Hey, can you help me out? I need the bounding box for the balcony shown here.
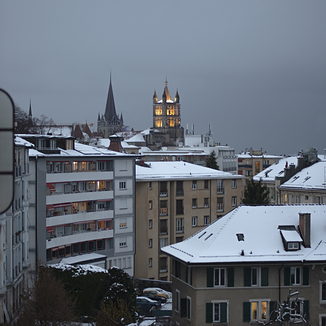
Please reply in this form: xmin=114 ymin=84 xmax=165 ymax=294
xmin=160 ymin=227 xmax=168 ymax=235
xmin=160 ymin=191 xmax=168 ymax=197
xmin=160 ymin=208 xmax=168 ymax=216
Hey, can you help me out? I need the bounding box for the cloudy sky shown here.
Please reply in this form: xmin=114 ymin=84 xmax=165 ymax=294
xmin=1 ymin=1 xmax=326 ymax=155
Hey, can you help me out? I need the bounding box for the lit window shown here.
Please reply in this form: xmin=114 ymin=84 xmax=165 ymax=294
xmin=251 ymin=300 xmax=268 ymax=321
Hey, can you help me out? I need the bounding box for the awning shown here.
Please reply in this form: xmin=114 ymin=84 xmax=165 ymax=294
xmin=46 ymin=226 xmax=54 ymax=233
xmin=46 ymin=205 xmax=54 ymax=211
xmin=46 ymin=183 xmax=56 ymax=192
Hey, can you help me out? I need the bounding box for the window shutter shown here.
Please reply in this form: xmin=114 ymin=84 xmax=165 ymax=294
xmin=303 ymin=300 xmax=309 ymax=320
xmin=303 ymin=266 xmax=309 ymax=285
xmin=244 ymin=267 xmax=251 ymax=287
xmin=220 ymin=302 xmax=227 ymax=323
xmin=269 ymin=301 xmax=278 ymax=320
xmin=228 ymin=267 xmax=234 ymax=287
xmin=284 ymin=267 xmax=290 ymax=286
xmin=206 ymin=303 xmax=213 ymax=323
xmin=243 ymin=302 xmax=250 ymax=322
xmin=207 ymin=268 xmax=214 ymax=287
xmin=261 ymin=267 xmax=269 ymax=286
xmin=180 ymin=298 xmax=187 ymax=318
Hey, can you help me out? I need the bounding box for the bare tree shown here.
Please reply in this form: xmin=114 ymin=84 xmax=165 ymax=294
xmin=16 ymin=266 xmax=79 ymax=326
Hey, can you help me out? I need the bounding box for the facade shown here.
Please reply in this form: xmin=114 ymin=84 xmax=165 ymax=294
xmin=238 ymin=148 xmax=282 ymax=178
xmin=19 ymin=134 xmax=136 ymax=276
xmin=97 ymin=74 xmax=124 ymax=138
xmin=135 ymin=161 xmax=245 ymax=281
xmin=0 ymin=137 xmax=32 ymax=323
xmin=152 ymin=80 xmax=184 ymax=147
xmin=162 ymin=205 xmax=326 ymax=325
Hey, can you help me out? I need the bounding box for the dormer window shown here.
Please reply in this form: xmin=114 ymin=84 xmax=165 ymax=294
xmin=287 ymin=242 xmax=299 ymax=250
xmin=279 ymin=226 xmax=302 ymax=252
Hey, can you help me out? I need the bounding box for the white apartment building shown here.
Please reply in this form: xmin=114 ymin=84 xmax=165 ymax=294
xmin=0 ymin=136 xmax=33 ymax=323
xmin=19 ymin=134 xmax=136 ymax=276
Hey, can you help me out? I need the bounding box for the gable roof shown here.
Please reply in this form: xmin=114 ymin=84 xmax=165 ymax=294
xmin=279 ymin=160 xmax=326 ymax=190
xmin=162 ymin=204 xmax=326 ymax=265
xmin=136 ymin=161 xmax=243 ymax=182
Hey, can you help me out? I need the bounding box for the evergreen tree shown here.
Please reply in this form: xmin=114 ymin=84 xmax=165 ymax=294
xmin=242 ymin=178 xmax=270 ymax=205
xmin=205 ymin=151 xmax=219 ymax=170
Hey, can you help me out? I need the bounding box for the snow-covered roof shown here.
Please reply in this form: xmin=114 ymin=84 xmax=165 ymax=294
xmin=126 ymin=133 xmax=146 ymax=144
xmin=238 ymin=152 xmax=283 ymax=159
xmin=279 ymin=161 xmax=326 ymax=190
xmin=253 ymin=156 xmax=299 ymax=182
xmin=14 ymin=136 xmax=34 ymax=148
xmin=136 ymin=161 xmax=243 ymax=181
xmin=162 ymin=204 xmax=326 ymax=264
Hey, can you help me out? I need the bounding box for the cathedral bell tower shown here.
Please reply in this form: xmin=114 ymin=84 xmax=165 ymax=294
xmin=152 ymin=80 xmax=184 ymax=146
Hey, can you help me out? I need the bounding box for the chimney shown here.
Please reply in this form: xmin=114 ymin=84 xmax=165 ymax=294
xmin=108 ymin=135 xmax=124 ymax=153
xmin=299 ymin=213 xmax=311 ymax=248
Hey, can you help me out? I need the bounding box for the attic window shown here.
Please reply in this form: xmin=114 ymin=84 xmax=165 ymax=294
xmin=198 ymin=231 xmax=206 ymax=239
xmin=204 ymin=233 xmax=213 ymax=241
xmin=291 ymin=176 xmax=300 ymax=182
xmin=303 ymin=176 xmax=311 ymax=183
xmin=279 ymin=228 xmax=302 ymax=252
xmin=236 ymin=233 xmax=244 ymax=241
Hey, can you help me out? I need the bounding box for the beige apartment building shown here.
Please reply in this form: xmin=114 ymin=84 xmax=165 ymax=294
xmin=135 ymin=161 xmax=245 ymax=281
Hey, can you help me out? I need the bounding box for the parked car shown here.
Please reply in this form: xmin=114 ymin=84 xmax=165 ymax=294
xmin=136 ymin=296 xmax=161 ymax=311
xmin=141 ymin=291 xmax=167 ymax=303
xmin=143 ymin=287 xmax=169 ymax=300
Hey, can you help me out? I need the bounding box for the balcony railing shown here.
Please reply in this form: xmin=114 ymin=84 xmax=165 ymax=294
xmin=160 ymin=227 xmax=168 ymax=235
xmin=160 ymin=191 xmax=168 ymax=197
xmin=160 ymin=208 xmax=168 ymax=216
xmin=217 ymin=187 xmax=224 ymax=194
xmin=176 ymin=226 xmax=184 ymax=234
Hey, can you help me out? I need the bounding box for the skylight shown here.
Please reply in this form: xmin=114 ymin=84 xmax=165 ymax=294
xmin=236 ymin=233 xmax=244 ymax=241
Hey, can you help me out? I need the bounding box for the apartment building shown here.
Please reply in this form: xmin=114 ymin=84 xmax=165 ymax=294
xmin=135 ymin=161 xmax=245 ymax=281
xmin=0 ymin=136 xmax=33 ymax=323
xmin=162 ymin=205 xmax=326 ymax=325
xmin=19 ymin=134 xmax=136 ymax=276
xmin=238 ymin=148 xmax=282 ymax=178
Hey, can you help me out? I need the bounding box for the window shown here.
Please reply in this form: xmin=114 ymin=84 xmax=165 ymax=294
xmin=119 ymin=238 xmax=127 ymax=248
xmin=214 ymin=302 xmax=228 ymax=322
xmin=288 ymin=242 xmax=299 ymax=250
xmin=149 ymin=258 xmax=152 ymax=267
xmin=176 ymin=199 xmax=184 ymax=215
xmin=119 ymin=181 xmax=126 ymax=190
xmin=232 ymin=179 xmax=237 ymax=188
xmin=176 ymin=218 xmax=184 ymax=233
xmin=320 ymin=281 xmax=326 ymax=304
xmin=204 ymin=180 xmax=209 ymax=189
xmin=232 ymin=196 xmax=237 ymax=207
xmin=187 ymin=296 xmax=191 ymax=320
xmin=250 ymin=300 xmax=268 ymax=321
xmin=320 ymin=315 xmax=326 ymax=326
xmin=149 ymin=200 xmax=152 ymax=210
xmin=217 ymin=197 xmax=224 ymax=212
xmin=119 ymin=198 xmax=127 ymax=210
xmin=160 ymin=200 xmax=168 ymax=215
xmin=214 ymin=268 xmax=226 ymax=286
xmin=149 ymin=239 xmax=152 ymax=248
xmin=160 ymin=181 xmax=168 ymax=196
xmin=176 ymin=181 xmax=184 ymax=196
xmin=264 ymin=160 xmax=269 ymax=166
xmin=149 ymin=182 xmax=152 ymax=190
xmin=160 ymin=219 xmax=168 ymax=235
xmin=204 ymin=216 xmax=210 ymax=225
xmin=149 ymin=219 xmax=153 ymax=229
xmin=192 ymin=180 xmax=197 ymax=190
xmin=64 ymin=184 xmax=71 ymax=194
xmin=160 ymin=237 xmax=168 ymax=249
xmin=160 ymin=257 xmax=167 ymax=272
xmin=192 ymin=216 xmax=198 ymax=227
xmin=245 ymin=170 xmax=251 ymax=177
xmin=175 ymin=290 xmax=180 ymax=313
xmin=291 ymin=267 xmax=301 ymax=285
xmin=119 ymin=219 xmax=127 ymax=229
xmin=192 ymin=198 xmax=197 ymax=208
xmin=217 ymin=180 xmax=224 ymax=193
xmin=119 ymin=161 xmax=127 ymax=171
xmin=204 ymin=198 xmax=209 ymax=208
xmin=244 ymin=267 xmax=269 ymax=287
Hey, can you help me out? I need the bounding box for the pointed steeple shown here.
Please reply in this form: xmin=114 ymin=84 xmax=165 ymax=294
xmin=29 ymin=99 xmax=32 ymax=118
xmin=104 ymin=71 xmax=118 ymax=122
xmin=162 ymin=78 xmax=171 ymax=102
xmin=120 ymin=112 xmax=124 ymax=125
xmin=153 ymin=89 xmax=158 ymax=103
xmin=175 ymin=89 xmax=179 ymax=103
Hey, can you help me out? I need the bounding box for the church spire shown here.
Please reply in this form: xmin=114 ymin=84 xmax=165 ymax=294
xmin=29 ymin=99 xmax=32 ymax=118
xmin=104 ymin=71 xmax=118 ymax=122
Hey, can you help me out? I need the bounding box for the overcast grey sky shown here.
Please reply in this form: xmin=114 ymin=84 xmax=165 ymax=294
xmin=1 ymin=1 xmax=326 ymax=155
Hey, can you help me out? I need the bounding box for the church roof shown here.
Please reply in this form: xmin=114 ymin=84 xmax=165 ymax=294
xmin=104 ymin=73 xmax=118 ymax=122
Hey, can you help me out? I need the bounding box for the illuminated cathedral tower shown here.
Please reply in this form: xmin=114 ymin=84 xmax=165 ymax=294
xmin=97 ymin=73 xmax=124 ymax=138
xmin=152 ymin=80 xmax=184 ymax=146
